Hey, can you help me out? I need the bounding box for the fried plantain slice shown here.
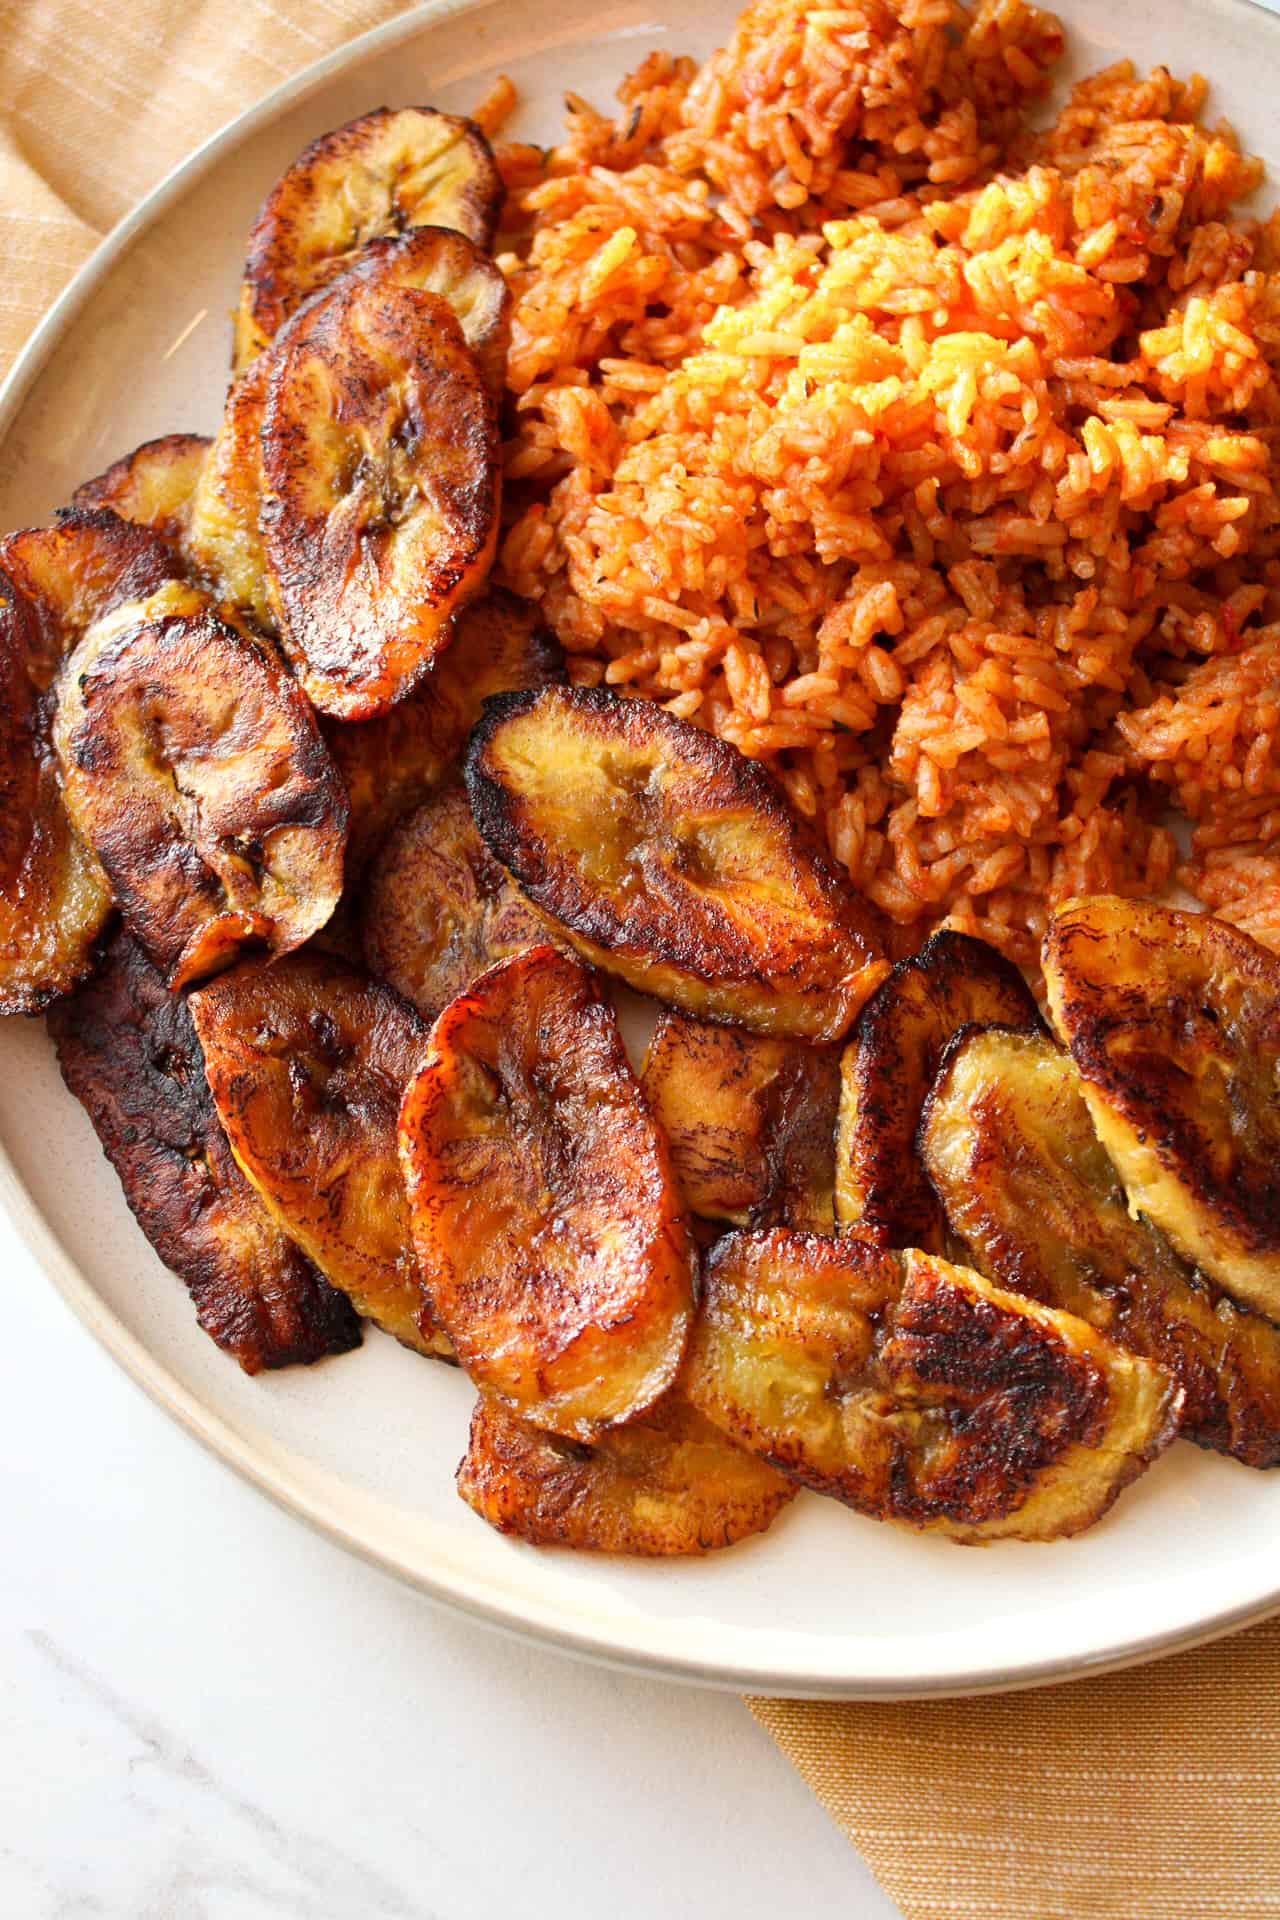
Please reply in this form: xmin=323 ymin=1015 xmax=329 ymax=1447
xmin=684 ymin=1229 xmax=1180 ymax=1542
xmin=185 ymin=358 xmax=276 ymax=632
xmin=639 ymin=1010 xmax=840 ymax=1231
xmin=1 ymin=508 xmax=177 ymax=659
xmin=54 ymin=600 xmax=347 ymax=988
xmin=260 ymin=264 xmax=501 ymax=720
xmin=329 ymin=587 xmax=563 ymax=868
xmin=362 ymin=782 xmax=548 ymax=1020
xmin=0 ymin=511 xmax=177 ymax=1013
xmin=72 ymin=433 xmax=212 ymax=549
xmin=466 ymin=687 xmax=889 ymax=1041
xmin=50 ymin=927 xmax=361 ymax=1372
xmin=0 ymin=589 xmax=108 ymax=1014
xmin=190 ymin=951 xmax=448 ymax=1358
xmin=835 ymin=929 xmax=1042 ymax=1251
xmin=1045 ymin=897 xmax=1280 ymax=1322
xmin=399 ymin=944 xmax=694 ymax=1439
xmin=921 ymin=1025 xmax=1280 ymax=1469
xmin=457 ymin=1392 xmax=796 ymax=1555
xmin=233 ymin=107 xmax=503 ymax=371
xmin=195 ymin=228 xmax=508 ymax=640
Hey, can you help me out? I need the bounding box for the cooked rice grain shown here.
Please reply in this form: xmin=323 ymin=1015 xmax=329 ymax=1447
xmin=494 ymin=0 xmax=1280 ymax=966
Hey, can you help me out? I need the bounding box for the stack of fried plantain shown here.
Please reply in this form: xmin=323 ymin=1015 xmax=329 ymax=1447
xmin=5 ymin=98 xmax=1280 ymax=1563
xmin=0 ymin=107 xmax=531 ymax=1376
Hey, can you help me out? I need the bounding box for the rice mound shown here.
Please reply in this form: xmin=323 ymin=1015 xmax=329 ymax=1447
xmin=492 ymin=0 xmax=1280 ymax=967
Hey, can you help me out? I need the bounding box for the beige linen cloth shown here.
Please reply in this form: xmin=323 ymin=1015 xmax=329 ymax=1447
xmin=2 ymin=3 xmax=1278 ymax=1914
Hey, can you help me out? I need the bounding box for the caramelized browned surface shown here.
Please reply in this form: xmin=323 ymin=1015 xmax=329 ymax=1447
xmin=922 ymin=1025 xmax=1280 ymax=1469
xmin=0 ymin=511 xmax=178 ymax=1013
xmin=640 ymin=1010 xmax=839 ymax=1230
xmin=328 ymin=588 xmax=563 ymax=868
xmin=836 ymin=929 xmax=1042 ymax=1249
xmin=73 ymin=434 xmax=211 ymax=549
xmin=234 ymin=108 xmax=502 ymax=370
xmin=54 ymin=602 xmax=347 ymax=988
xmin=50 ymin=927 xmax=360 ymax=1371
xmin=363 ymin=782 xmax=548 ymax=1020
xmin=399 ymin=944 xmax=694 ymax=1438
xmin=260 ymin=266 xmax=500 ymax=720
xmin=684 ymin=1229 xmax=1180 ymax=1542
xmin=333 ymin=227 xmax=510 ymax=396
xmin=466 ymin=685 xmax=889 ymax=1041
xmin=1045 ymin=897 xmax=1280 ymax=1320
xmin=191 ymin=950 xmax=448 ymax=1358
xmin=457 ymin=1392 xmax=796 ymax=1555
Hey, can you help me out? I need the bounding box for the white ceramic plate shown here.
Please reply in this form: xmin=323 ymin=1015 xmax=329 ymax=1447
xmin=3 ymin=0 xmax=1279 ymax=1700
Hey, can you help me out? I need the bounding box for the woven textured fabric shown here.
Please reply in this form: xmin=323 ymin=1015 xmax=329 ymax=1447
xmin=1 ymin=6 xmax=1277 ymax=1916
xmin=0 ymin=0 xmax=394 ymax=368
xmin=750 ymin=1618 xmax=1280 ymax=1919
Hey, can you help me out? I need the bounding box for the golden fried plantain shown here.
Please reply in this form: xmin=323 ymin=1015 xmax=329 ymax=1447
xmin=465 ymin=687 xmax=889 ymax=1041
xmin=233 ymin=108 xmax=503 ymax=370
xmin=399 ymin=944 xmax=694 ymax=1438
xmin=260 ymin=266 xmax=500 ymax=720
xmin=640 ymin=1011 xmax=840 ymax=1231
xmin=362 ymin=782 xmax=548 ymax=1020
xmin=684 ymin=1229 xmax=1180 ymax=1542
xmin=72 ymin=433 xmax=212 ymax=549
xmin=329 ymin=587 xmax=563 ymax=868
xmin=835 ymin=929 xmax=1042 ymax=1250
xmin=50 ymin=927 xmax=361 ymax=1372
xmin=186 ymin=356 xmax=275 ymax=630
xmin=1045 ymin=897 xmax=1280 ymax=1322
xmin=190 ymin=950 xmax=448 ymax=1358
xmin=921 ymin=1025 xmax=1280 ymax=1469
xmin=457 ymin=1392 xmax=796 ymax=1555
xmin=54 ymin=601 xmax=347 ymax=988
xmin=0 ymin=511 xmax=177 ymax=1013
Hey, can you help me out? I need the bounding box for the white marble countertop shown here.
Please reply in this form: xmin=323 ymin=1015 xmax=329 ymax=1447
xmin=1 ymin=1217 xmax=899 ymax=1919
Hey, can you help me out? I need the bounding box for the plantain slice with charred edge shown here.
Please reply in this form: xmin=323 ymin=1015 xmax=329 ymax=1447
xmin=640 ymin=1010 xmax=840 ymax=1231
xmin=54 ymin=596 xmax=347 ymax=989
xmin=684 ymin=1229 xmax=1180 ymax=1542
xmin=50 ymin=927 xmax=361 ymax=1372
xmin=190 ymin=950 xmax=450 ymax=1358
xmin=457 ymin=1392 xmax=796 ymax=1555
xmin=260 ymin=259 xmax=501 ymax=720
xmin=72 ymin=434 xmax=212 ymax=550
xmin=921 ymin=1025 xmax=1280 ymax=1469
xmin=329 ymin=587 xmax=564 ymax=869
xmin=465 ymin=686 xmax=889 ymax=1041
xmin=195 ymin=229 xmax=508 ymax=640
xmin=363 ymin=781 xmax=549 ymax=1020
xmin=1045 ymin=897 xmax=1280 ymax=1322
xmin=836 ymin=929 xmax=1042 ymax=1250
xmin=0 ymin=511 xmax=177 ymax=1013
xmin=233 ymin=107 xmax=503 ymax=371
xmin=1 ymin=509 xmax=177 ymax=647
xmin=399 ymin=944 xmax=695 ymax=1439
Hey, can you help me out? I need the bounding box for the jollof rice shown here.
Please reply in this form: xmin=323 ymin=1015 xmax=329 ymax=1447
xmin=490 ymin=0 xmax=1280 ymax=967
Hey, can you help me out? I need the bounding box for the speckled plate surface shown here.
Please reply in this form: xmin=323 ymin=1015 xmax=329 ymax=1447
xmin=3 ymin=0 xmax=1279 ymax=1699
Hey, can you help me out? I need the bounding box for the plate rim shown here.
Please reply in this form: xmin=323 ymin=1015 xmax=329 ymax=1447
xmin=4 ymin=0 xmax=1280 ymax=1701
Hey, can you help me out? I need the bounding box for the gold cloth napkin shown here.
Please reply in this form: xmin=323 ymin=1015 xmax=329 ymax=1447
xmin=1 ymin=4 xmax=1277 ymax=1914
